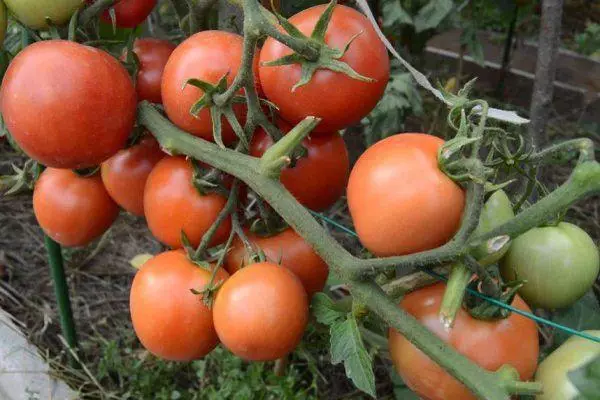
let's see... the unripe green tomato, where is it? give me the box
[501,222,600,309]
[471,189,515,265]
[4,0,82,30]
[0,0,7,44]
[535,330,600,400]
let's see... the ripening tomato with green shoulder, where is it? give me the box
[161,30,260,144]
[143,156,232,249]
[125,38,176,104]
[33,169,119,247]
[259,4,389,134]
[347,133,465,256]
[388,283,539,400]
[500,222,600,309]
[1,40,137,169]
[250,126,349,211]
[101,0,157,28]
[535,330,600,400]
[4,0,81,29]
[101,135,165,217]
[130,250,229,361]
[471,189,515,265]
[213,262,309,361]
[224,227,329,296]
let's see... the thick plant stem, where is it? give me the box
[44,236,78,362]
[470,161,600,246]
[439,262,471,328]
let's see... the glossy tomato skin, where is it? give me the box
[4,0,81,29]
[347,133,465,256]
[101,136,165,216]
[250,127,349,211]
[471,189,515,265]
[33,169,119,247]
[1,40,136,169]
[535,330,600,400]
[389,283,539,400]
[500,222,600,309]
[102,0,157,28]
[130,250,229,361]
[213,262,309,361]
[128,38,176,103]
[224,228,329,296]
[144,156,232,249]
[259,5,389,133]
[162,31,259,144]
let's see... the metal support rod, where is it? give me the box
[44,235,78,355]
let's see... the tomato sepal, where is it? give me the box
[262,0,375,91]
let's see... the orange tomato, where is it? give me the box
[33,168,119,247]
[130,250,229,361]
[224,228,329,296]
[213,262,308,361]
[101,136,165,216]
[347,133,465,256]
[388,283,539,400]
[143,156,232,249]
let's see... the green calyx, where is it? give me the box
[185,74,249,149]
[262,0,375,91]
[0,159,39,195]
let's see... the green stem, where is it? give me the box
[193,181,239,259]
[504,380,543,396]
[259,116,320,177]
[44,236,78,363]
[471,160,600,246]
[439,262,471,328]
[79,0,115,25]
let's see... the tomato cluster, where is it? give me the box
[2,1,599,397]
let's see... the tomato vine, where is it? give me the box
[131,2,596,398]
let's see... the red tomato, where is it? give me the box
[127,38,176,104]
[388,283,539,400]
[1,40,136,169]
[161,31,259,144]
[347,133,465,256]
[101,135,165,216]
[101,0,157,28]
[143,156,231,249]
[130,250,229,361]
[33,169,119,247]
[250,126,349,210]
[224,228,329,296]
[213,262,308,361]
[259,4,389,133]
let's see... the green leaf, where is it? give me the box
[550,291,600,350]
[569,355,600,400]
[311,293,345,325]
[414,0,454,33]
[381,0,413,29]
[460,24,485,67]
[330,316,376,398]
